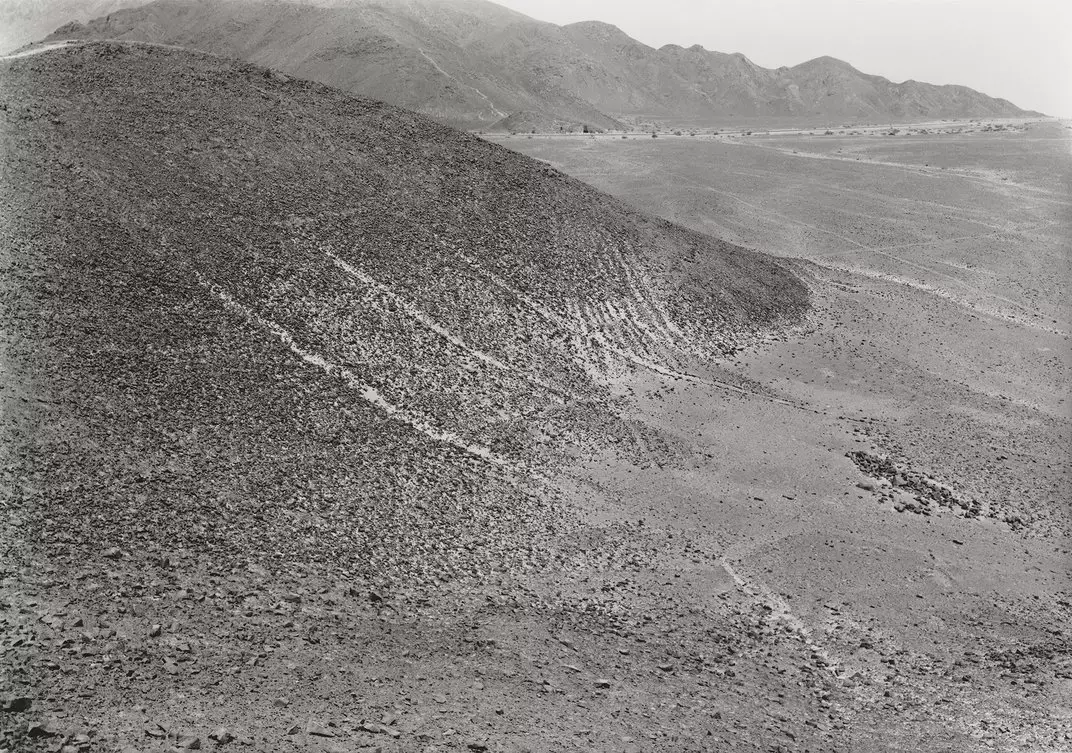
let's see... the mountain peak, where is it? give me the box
[564,19,626,35]
[793,55,859,72]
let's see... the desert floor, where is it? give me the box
[487,120,1072,749]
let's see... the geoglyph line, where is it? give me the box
[719,556,842,674]
[327,250,511,371]
[443,239,808,407]
[325,249,579,400]
[417,48,506,119]
[0,40,77,60]
[196,274,512,467]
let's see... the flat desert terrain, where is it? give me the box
[487,121,1072,748]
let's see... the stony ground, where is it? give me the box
[2,43,1070,753]
[497,123,1072,750]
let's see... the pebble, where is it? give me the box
[26,720,61,737]
[1,696,32,712]
[209,726,235,744]
[307,723,335,737]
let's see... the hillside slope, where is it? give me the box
[41,0,624,129]
[0,39,804,581]
[0,39,813,753]
[40,0,1041,127]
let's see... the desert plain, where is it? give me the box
[491,119,1072,747]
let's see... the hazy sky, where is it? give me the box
[493,0,1071,117]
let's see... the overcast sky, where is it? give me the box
[493,0,1071,117]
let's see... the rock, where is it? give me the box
[149,624,162,637]
[1,696,32,712]
[209,726,235,744]
[26,720,62,737]
[307,723,335,737]
[594,678,612,688]
[103,546,122,559]
[467,743,488,751]
[856,481,877,492]
[175,735,201,749]
[657,663,674,672]
[145,723,168,738]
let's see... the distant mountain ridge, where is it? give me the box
[38,0,1041,128]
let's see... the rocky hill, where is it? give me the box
[37,0,1041,128]
[0,38,813,753]
[0,36,804,604]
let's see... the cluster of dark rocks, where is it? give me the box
[847,451,983,518]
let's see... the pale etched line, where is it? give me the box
[719,556,841,674]
[613,245,682,349]
[327,250,510,371]
[815,219,1061,259]
[0,40,76,60]
[326,249,579,401]
[417,48,506,119]
[196,274,511,467]
[806,256,1066,335]
[441,238,812,409]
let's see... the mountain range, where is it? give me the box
[32,0,1040,130]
